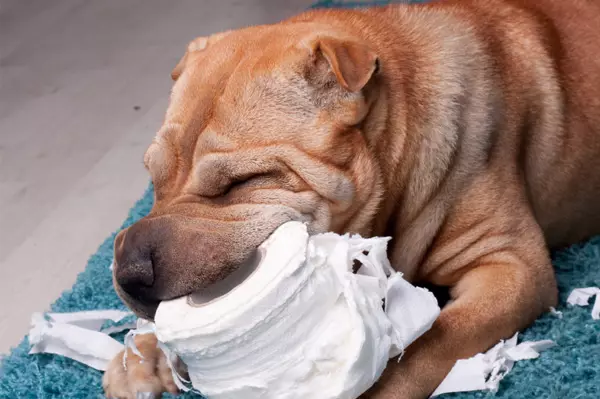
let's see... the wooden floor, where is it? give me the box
[0,0,313,354]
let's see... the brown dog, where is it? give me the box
[103,0,600,397]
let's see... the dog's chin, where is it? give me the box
[115,284,160,321]
[130,302,159,321]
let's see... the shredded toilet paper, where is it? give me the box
[149,221,441,399]
[567,287,600,320]
[28,310,134,371]
[431,333,555,396]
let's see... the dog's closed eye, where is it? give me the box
[214,172,275,197]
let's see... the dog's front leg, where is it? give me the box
[364,226,558,398]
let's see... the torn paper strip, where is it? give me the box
[29,310,134,371]
[431,333,555,397]
[45,309,132,331]
[567,287,600,320]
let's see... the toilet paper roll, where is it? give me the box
[151,222,440,399]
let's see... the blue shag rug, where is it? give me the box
[1,1,599,398]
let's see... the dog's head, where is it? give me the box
[113,21,386,319]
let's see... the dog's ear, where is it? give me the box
[308,36,379,92]
[171,31,232,81]
[171,37,207,81]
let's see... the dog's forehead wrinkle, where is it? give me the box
[168,40,244,124]
[144,123,183,172]
[195,129,237,154]
[211,75,321,150]
[193,150,274,181]
[258,73,316,115]
[170,32,330,152]
[144,141,165,169]
[155,123,182,142]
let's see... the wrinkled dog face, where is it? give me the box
[112,22,384,319]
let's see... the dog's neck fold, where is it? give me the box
[352,6,497,279]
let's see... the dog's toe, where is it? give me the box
[103,334,181,399]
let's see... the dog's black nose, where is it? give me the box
[113,220,160,319]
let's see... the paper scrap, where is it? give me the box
[28,310,134,371]
[385,273,440,354]
[431,333,555,397]
[45,309,132,331]
[567,287,600,320]
[549,307,563,319]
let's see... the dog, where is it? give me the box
[102,0,600,397]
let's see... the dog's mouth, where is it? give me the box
[119,247,266,320]
[114,206,320,321]
[115,283,161,321]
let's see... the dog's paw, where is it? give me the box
[102,334,181,399]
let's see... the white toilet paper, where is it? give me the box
[567,287,600,319]
[28,310,134,371]
[150,222,440,399]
